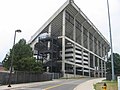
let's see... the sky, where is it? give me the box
[0,0,120,62]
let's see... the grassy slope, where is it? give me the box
[94,81,118,90]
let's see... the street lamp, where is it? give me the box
[106,0,115,80]
[8,29,22,87]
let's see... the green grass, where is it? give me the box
[94,81,118,90]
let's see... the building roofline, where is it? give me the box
[71,1,110,46]
[28,0,70,44]
[28,0,110,47]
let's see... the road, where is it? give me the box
[10,78,92,90]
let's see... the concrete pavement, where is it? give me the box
[0,78,104,90]
[74,78,105,90]
[0,80,57,90]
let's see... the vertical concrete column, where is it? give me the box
[96,40,98,52]
[97,58,100,77]
[104,47,107,77]
[101,60,103,77]
[102,45,105,76]
[47,24,52,72]
[93,55,96,77]
[100,43,103,77]
[97,40,100,77]
[73,13,78,77]
[101,44,104,76]
[87,30,90,77]
[81,49,84,76]
[48,24,51,39]
[100,43,103,57]
[47,24,51,57]
[73,45,76,77]
[62,10,66,77]
[104,61,106,77]
[81,25,84,76]
[93,36,96,77]
[81,24,84,47]
[100,43,102,58]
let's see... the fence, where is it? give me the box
[0,71,62,85]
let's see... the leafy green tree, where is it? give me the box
[15,57,43,72]
[2,39,43,72]
[106,53,120,75]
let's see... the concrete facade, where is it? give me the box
[28,0,110,77]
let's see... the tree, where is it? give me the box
[16,57,43,72]
[2,39,43,72]
[2,53,10,70]
[106,53,120,76]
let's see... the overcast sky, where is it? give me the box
[0,0,120,62]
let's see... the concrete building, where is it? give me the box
[28,0,110,77]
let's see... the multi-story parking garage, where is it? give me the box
[28,0,110,77]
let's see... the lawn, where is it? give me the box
[94,81,118,90]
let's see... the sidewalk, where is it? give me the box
[0,78,105,90]
[74,78,105,90]
[0,80,58,90]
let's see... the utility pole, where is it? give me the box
[106,0,115,80]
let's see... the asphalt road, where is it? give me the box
[11,78,91,90]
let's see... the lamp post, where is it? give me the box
[106,0,115,80]
[8,29,22,87]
